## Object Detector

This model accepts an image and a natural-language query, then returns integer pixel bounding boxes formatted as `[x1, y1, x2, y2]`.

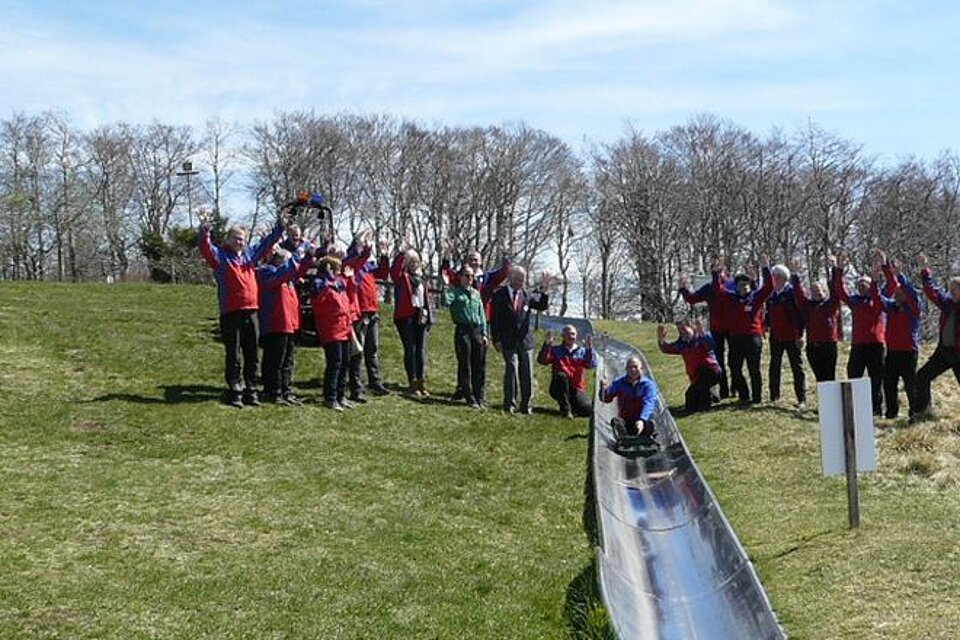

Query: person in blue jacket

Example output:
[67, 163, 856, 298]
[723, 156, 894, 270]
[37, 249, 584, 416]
[600, 356, 660, 443]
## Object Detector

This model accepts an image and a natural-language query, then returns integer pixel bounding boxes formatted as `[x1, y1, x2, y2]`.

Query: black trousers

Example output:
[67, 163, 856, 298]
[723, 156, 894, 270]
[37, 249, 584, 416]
[549, 372, 593, 417]
[261, 332, 296, 399]
[769, 339, 806, 403]
[848, 343, 884, 415]
[712, 330, 730, 398]
[915, 345, 960, 415]
[454, 324, 487, 403]
[806, 342, 838, 382]
[221, 310, 259, 393]
[323, 340, 350, 403]
[728, 334, 763, 403]
[395, 317, 429, 382]
[884, 349, 918, 419]
[348, 312, 383, 394]
[686, 365, 721, 413]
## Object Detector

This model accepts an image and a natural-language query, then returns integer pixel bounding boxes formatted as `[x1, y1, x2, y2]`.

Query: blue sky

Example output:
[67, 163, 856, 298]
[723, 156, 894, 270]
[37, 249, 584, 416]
[2, 0, 959, 163]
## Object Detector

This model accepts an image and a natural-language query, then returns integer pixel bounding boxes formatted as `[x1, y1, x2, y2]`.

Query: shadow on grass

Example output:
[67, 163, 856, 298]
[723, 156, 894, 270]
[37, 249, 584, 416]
[564, 417, 615, 639]
[90, 384, 224, 405]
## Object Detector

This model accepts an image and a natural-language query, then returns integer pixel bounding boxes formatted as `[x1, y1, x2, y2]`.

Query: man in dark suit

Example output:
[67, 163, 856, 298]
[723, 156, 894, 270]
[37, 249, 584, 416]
[490, 266, 549, 414]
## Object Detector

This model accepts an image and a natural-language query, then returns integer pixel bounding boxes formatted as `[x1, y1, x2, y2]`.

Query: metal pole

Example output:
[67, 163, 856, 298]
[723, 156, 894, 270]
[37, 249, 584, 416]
[176, 161, 200, 228]
[841, 381, 860, 528]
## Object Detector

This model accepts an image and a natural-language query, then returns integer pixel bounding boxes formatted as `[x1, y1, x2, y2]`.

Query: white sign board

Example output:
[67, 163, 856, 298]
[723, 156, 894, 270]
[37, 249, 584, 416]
[818, 378, 877, 476]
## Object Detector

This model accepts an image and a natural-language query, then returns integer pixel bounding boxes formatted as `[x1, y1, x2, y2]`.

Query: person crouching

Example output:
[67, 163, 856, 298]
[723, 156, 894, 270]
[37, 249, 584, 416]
[657, 319, 723, 413]
[537, 325, 597, 418]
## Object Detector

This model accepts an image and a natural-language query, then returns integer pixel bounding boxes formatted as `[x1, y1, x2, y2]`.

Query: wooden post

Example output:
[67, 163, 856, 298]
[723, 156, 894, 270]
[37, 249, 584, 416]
[841, 381, 860, 528]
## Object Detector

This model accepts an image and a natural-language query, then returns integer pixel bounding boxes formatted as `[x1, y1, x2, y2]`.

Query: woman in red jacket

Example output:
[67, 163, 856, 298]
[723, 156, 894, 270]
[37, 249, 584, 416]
[311, 255, 354, 411]
[792, 273, 841, 382]
[382, 241, 434, 397]
[831, 253, 886, 416]
[257, 247, 312, 405]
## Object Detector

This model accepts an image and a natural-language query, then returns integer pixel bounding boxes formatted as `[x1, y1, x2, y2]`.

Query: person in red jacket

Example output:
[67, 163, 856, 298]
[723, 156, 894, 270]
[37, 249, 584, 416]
[537, 326, 597, 418]
[712, 258, 773, 405]
[765, 264, 806, 407]
[383, 240, 435, 397]
[914, 254, 960, 421]
[343, 231, 391, 399]
[791, 273, 840, 382]
[257, 247, 312, 405]
[310, 255, 354, 411]
[199, 209, 286, 408]
[831, 253, 886, 416]
[657, 319, 723, 413]
[878, 253, 921, 420]
[679, 269, 732, 398]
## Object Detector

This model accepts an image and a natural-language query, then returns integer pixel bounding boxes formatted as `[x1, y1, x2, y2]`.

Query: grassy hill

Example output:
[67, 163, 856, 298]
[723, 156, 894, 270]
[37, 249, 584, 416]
[4, 281, 960, 639]
[0, 282, 600, 639]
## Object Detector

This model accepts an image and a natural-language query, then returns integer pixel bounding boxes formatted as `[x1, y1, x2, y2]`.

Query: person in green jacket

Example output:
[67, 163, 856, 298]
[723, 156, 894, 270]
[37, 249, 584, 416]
[445, 266, 489, 409]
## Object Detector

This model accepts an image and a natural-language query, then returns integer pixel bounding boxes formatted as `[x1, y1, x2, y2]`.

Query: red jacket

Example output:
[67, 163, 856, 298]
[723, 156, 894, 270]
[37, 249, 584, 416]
[659, 335, 722, 384]
[766, 284, 803, 341]
[680, 278, 732, 334]
[881, 266, 921, 352]
[537, 343, 597, 391]
[831, 267, 885, 345]
[791, 276, 839, 343]
[343, 244, 389, 314]
[199, 222, 283, 314]
[713, 268, 773, 337]
[389, 253, 434, 322]
[310, 276, 352, 345]
[257, 256, 311, 335]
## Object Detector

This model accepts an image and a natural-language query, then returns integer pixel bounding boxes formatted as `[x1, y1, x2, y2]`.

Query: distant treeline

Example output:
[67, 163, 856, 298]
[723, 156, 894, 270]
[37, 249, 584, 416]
[2, 110, 957, 320]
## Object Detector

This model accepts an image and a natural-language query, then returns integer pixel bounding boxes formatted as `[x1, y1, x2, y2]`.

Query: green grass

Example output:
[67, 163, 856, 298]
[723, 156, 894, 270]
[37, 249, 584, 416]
[597, 320, 960, 640]
[10, 283, 958, 639]
[0, 282, 601, 639]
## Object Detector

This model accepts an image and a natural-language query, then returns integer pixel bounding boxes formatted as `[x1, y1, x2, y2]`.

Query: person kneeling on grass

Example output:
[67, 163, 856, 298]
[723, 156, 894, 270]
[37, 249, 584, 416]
[599, 356, 659, 443]
[657, 319, 723, 414]
[537, 325, 597, 419]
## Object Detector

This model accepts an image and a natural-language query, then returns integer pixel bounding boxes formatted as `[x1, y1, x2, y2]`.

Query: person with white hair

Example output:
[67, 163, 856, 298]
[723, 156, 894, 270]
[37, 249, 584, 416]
[198, 210, 287, 408]
[490, 266, 550, 415]
[765, 263, 807, 407]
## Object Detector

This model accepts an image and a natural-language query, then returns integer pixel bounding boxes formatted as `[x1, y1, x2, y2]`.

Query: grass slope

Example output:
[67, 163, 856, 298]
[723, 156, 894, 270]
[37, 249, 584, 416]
[597, 320, 960, 640]
[0, 282, 600, 639]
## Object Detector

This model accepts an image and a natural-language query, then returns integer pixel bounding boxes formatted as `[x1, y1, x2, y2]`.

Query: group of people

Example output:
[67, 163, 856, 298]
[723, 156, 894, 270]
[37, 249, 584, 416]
[197, 204, 960, 430]
[665, 252, 960, 423]
[199, 207, 603, 417]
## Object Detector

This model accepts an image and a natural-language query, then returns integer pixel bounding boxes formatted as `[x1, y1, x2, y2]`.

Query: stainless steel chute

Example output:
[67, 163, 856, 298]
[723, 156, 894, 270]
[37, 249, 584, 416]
[539, 316, 785, 639]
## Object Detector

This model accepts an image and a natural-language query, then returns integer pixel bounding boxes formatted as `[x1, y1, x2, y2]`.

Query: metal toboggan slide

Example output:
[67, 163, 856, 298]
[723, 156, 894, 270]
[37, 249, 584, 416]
[542, 316, 785, 639]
